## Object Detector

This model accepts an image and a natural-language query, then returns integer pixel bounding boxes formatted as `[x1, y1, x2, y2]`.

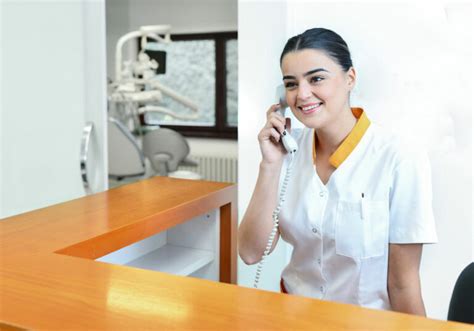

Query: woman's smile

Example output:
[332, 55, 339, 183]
[299, 102, 324, 115]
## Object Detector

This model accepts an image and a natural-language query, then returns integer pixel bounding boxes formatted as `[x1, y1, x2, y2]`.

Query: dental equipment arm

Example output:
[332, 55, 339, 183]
[115, 25, 171, 81]
[137, 79, 200, 120]
[139, 105, 199, 121]
[112, 25, 200, 123]
[148, 80, 199, 112]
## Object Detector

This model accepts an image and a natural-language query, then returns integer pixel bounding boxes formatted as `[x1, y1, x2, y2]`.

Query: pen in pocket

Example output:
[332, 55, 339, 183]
[360, 193, 367, 220]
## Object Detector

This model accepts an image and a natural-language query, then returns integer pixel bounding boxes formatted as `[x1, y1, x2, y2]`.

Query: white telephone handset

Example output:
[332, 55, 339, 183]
[276, 84, 298, 154]
[253, 85, 298, 288]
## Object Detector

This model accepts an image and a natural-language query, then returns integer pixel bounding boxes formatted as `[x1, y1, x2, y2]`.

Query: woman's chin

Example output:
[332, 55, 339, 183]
[298, 115, 325, 130]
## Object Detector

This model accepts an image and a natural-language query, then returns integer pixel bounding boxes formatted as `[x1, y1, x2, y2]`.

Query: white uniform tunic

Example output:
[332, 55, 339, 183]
[278, 108, 438, 310]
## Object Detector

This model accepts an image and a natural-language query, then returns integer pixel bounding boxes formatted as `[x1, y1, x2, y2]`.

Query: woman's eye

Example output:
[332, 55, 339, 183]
[310, 76, 324, 83]
[284, 82, 296, 89]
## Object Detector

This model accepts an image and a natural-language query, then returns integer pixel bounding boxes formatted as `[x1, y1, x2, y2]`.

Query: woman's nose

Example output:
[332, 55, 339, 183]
[296, 81, 312, 101]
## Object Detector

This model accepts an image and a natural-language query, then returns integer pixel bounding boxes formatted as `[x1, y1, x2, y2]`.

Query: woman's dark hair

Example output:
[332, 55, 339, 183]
[280, 28, 353, 71]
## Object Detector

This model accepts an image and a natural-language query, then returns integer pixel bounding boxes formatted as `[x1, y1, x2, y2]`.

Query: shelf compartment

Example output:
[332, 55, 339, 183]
[125, 244, 215, 276]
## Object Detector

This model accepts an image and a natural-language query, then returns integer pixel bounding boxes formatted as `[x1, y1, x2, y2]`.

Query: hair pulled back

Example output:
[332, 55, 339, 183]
[280, 28, 353, 72]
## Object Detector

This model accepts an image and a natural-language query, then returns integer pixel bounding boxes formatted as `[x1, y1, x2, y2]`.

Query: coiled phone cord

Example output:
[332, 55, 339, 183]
[253, 155, 294, 288]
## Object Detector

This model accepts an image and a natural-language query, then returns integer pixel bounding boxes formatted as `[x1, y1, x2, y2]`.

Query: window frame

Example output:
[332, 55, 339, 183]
[139, 31, 238, 140]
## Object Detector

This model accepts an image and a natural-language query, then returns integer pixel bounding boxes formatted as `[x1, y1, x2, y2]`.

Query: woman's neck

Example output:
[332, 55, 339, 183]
[315, 106, 357, 155]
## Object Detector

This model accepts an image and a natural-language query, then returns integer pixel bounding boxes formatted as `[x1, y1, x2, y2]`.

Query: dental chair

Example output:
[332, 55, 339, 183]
[108, 117, 200, 186]
[108, 117, 148, 183]
[142, 127, 201, 180]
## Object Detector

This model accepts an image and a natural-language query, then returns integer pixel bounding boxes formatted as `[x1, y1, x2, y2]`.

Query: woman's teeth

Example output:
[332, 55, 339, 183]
[301, 103, 322, 114]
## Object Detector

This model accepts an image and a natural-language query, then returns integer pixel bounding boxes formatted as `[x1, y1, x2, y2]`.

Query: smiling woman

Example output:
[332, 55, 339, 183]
[280, 28, 355, 134]
[281, 49, 356, 133]
[238, 27, 438, 316]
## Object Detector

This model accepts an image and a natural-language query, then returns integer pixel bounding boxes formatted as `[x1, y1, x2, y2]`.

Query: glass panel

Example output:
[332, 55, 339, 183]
[226, 39, 238, 127]
[145, 40, 215, 126]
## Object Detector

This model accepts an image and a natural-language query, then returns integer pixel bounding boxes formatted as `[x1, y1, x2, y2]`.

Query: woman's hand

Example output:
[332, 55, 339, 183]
[258, 104, 292, 166]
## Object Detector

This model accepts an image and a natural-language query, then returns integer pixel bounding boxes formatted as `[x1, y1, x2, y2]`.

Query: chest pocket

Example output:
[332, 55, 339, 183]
[335, 200, 389, 259]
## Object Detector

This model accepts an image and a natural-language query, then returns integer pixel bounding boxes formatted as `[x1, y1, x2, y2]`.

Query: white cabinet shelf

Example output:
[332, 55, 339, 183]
[125, 244, 214, 276]
[97, 209, 220, 281]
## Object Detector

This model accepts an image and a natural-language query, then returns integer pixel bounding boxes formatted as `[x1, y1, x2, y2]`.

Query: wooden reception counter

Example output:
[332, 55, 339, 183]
[0, 177, 470, 330]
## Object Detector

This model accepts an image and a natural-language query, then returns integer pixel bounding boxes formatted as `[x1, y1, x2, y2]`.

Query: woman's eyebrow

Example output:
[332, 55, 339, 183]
[304, 68, 329, 76]
[282, 68, 329, 80]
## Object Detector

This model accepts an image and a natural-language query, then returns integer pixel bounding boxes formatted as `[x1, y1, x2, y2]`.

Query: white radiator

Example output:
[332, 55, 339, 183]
[178, 155, 238, 183]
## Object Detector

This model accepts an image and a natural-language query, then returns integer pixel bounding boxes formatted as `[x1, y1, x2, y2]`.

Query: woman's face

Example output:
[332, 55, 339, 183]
[281, 49, 355, 130]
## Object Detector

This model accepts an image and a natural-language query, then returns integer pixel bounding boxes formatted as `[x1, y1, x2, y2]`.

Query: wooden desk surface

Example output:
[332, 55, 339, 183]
[0, 177, 470, 330]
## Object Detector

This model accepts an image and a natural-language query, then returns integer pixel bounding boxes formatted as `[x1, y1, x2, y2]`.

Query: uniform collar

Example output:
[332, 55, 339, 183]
[312, 107, 371, 168]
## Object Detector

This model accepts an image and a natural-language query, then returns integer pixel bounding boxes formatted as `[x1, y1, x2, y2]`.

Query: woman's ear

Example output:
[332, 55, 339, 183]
[346, 67, 356, 91]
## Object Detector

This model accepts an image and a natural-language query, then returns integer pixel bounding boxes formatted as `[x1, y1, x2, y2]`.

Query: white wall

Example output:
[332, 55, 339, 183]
[129, 0, 237, 33]
[106, 0, 131, 81]
[1, 0, 107, 218]
[238, 0, 472, 320]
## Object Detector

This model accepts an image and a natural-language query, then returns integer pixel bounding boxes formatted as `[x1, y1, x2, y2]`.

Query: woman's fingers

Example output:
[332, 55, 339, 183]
[258, 127, 282, 143]
[259, 103, 288, 144]
[266, 104, 286, 121]
[266, 103, 281, 116]
[258, 104, 289, 163]
[266, 116, 285, 134]
[269, 127, 281, 143]
[266, 107, 285, 120]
